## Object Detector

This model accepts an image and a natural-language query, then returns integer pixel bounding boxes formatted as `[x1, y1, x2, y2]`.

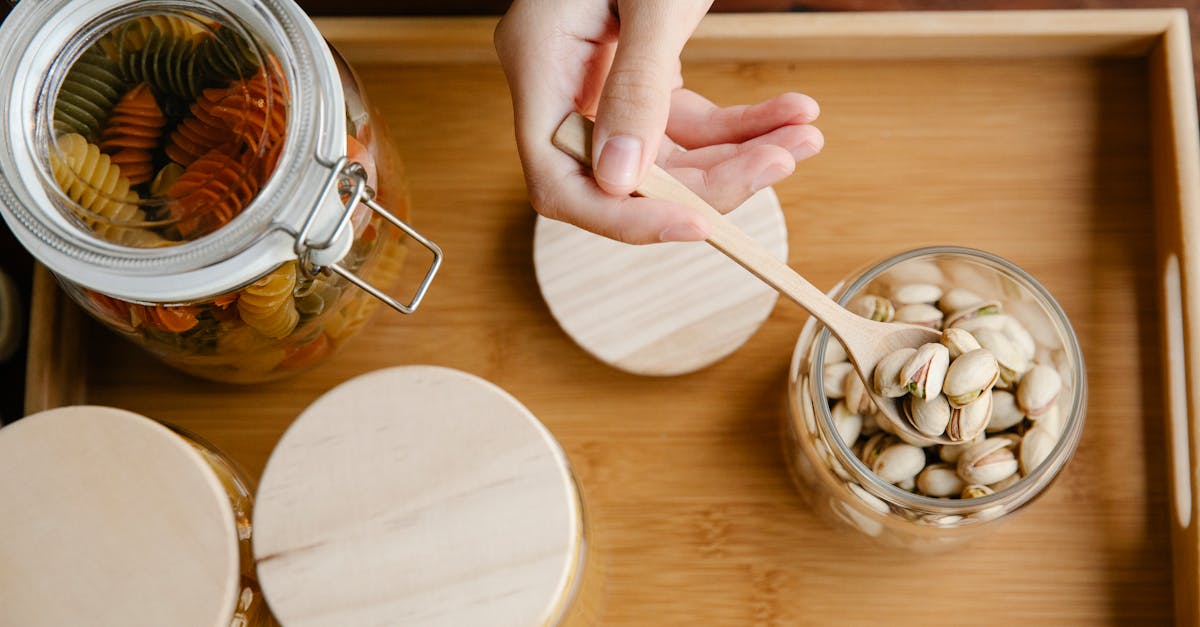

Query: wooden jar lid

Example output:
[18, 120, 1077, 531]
[534, 187, 788, 376]
[254, 366, 583, 627]
[0, 406, 239, 627]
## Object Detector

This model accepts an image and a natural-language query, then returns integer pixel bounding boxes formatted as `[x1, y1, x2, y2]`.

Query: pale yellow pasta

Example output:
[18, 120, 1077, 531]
[237, 262, 299, 339]
[96, 15, 206, 59]
[51, 133, 168, 248]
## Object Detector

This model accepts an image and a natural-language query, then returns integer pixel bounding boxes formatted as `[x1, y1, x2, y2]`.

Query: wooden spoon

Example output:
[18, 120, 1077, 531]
[553, 112, 948, 445]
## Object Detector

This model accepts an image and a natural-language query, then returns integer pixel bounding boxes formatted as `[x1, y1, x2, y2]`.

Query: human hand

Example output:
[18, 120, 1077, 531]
[495, 0, 822, 244]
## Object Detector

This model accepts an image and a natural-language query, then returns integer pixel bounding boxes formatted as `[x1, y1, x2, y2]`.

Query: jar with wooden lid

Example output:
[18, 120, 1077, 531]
[0, 0, 442, 383]
[0, 406, 275, 626]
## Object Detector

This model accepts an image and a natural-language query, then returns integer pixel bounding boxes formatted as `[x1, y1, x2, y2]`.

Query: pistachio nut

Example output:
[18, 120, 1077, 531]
[897, 476, 916, 491]
[943, 349, 1000, 407]
[823, 361, 855, 400]
[947, 390, 992, 442]
[872, 443, 927, 484]
[885, 260, 945, 286]
[973, 328, 1030, 386]
[989, 473, 1022, 491]
[938, 434, 984, 463]
[900, 343, 950, 399]
[847, 482, 889, 515]
[844, 371, 877, 415]
[1019, 424, 1057, 475]
[944, 301, 1002, 329]
[940, 327, 982, 360]
[961, 484, 995, 499]
[957, 436, 1019, 486]
[873, 347, 917, 398]
[1000, 315, 1037, 361]
[1017, 364, 1062, 417]
[904, 394, 951, 438]
[986, 390, 1025, 433]
[859, 432, 895, 469]
[850, 295, 896, 322]
[892, 283, 943, 306]
[938, 288, 984, 314]
[832, 402, 864, 446]
[824, 338, 849, 365]
[894, 303, 944, 329]
[916, 463, 966, 497]
[860, 412, 882, 436]
[1033, 402, 1064, 437]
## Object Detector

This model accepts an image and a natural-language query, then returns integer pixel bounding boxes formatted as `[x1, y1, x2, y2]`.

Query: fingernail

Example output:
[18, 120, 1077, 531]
[659, 222, 709, 242]
[595, 135, 643, 190]
[752, 165, 792, 192]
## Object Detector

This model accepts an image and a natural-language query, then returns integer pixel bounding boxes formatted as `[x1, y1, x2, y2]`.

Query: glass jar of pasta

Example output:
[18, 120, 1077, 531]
[0, 0, 441, 383]
[0, 406, 275, 626]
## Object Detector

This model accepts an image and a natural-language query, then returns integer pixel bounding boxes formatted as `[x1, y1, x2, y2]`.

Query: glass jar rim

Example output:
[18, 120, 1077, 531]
[807, 245, 1088, 514]
[0, 0, 353, 303]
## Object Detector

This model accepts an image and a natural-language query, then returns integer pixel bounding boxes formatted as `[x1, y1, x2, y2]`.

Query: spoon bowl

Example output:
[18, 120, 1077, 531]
[553, 112, 949, 444]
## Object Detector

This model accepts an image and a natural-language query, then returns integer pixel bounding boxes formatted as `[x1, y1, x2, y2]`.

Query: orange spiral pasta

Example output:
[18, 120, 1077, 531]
[237, 262, 300, 339]
[51, 133, 168, 248]
[166, 149, 259, 238]
[165, 68, 287, 173]
[99, 83, 165, 185]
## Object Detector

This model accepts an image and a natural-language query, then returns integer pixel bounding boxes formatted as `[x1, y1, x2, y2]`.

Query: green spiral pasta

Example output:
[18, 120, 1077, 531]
[197, 27, 261, 83]
[120, 30, 208, 101]
[53, 49, 126, 140]
[50, 133, 168, 248]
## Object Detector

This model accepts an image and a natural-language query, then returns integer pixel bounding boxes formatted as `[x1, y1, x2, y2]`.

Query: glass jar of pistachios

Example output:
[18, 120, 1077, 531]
[0, 0, 441, 383]
[785, 247, 1086, 551]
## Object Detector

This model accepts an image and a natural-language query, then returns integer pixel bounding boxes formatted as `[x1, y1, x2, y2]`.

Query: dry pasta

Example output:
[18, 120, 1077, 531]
[51, 133, 168, 247]
[97, 14, 206, 59]
[99, 83, 165, 185]
[53, 49, 125, 140]
[166, 148, 259, 238]
[120, 30, 207, 101]
[237, 262, 300, 339]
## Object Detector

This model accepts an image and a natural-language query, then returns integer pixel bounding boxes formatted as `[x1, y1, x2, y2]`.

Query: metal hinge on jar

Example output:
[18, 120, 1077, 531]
[294, 157, 443, 314]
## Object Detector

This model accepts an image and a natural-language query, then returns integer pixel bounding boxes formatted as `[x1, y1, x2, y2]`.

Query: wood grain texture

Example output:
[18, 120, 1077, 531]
[23, 265, 84, 416]
[253, 366, 584, 627]
[534, 187, 786, 376]
[28, 13, 1189, 625]
[0, 407, 239, 626]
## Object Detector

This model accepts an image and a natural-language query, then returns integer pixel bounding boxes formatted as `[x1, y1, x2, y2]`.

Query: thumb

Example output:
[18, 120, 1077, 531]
[592, 1, 710, 196]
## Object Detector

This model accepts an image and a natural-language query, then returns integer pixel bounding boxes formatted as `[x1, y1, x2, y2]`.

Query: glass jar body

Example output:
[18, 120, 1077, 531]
[46, 27, 408, 383]
[784, 248, 1086, 551]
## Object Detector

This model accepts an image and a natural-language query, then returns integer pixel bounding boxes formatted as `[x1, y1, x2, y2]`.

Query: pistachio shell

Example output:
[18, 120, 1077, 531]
[892, 283, 943, 305]
[858, 433, 894, 469]
[1000, 316, 1037, 361]
[916, 463, 966, 497]
[986, 390, 1024, 433]
[1019, 424, 1057, 474]
[905, 394, 951, 438]
[938, 288, 984, 314]
[957, 436, 1019, 485]
[1034, 402, 1064, 437]
[823, 362, 855, 400]
[860, 412, 882, 436]
[973, 328, 1030, 386]
[844, 371, 876, 415]
[900, 343, 950, 399]
[945, 301, 1003, 329]
[989, 473, 1022, 491]
[824, 338, 849, 365]
[873, 347, 917, 398]
[943, 349, 1000, 407]
[940, 327, 982, 360]
[947, 390, 992, 442]
[847, 482, 889, 515]
[850, 295, 895, 322]
[884, 261, 944, 286]
[961, 484, 995, 499]
[1017, 364, 1062, 416]
[831, 402, 864, 446]
[894, 303, 944, 329]
[897, 476, 916, 491]
[872, 443, 926, 484]
[938, 434, 984, 463]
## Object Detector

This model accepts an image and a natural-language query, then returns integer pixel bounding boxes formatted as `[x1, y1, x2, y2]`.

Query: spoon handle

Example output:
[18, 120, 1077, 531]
[553, 112, 857, 340]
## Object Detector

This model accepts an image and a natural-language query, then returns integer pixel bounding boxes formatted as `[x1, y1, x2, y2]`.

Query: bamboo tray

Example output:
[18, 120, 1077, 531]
[25, 11, 1200, 626]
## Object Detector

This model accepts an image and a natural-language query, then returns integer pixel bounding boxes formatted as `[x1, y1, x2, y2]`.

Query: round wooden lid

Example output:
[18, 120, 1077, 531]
[254, 366, 582, 627]
[0, 406, 239, 627]
[534, 187, 788, 376]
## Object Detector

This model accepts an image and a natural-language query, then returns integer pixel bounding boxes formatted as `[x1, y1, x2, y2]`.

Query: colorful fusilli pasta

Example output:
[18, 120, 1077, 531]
[51, 133, 168, 248]
[237, 262, 300, 339]
[197, 26, 261, 82]
[119, 30, 207, 101]
[53, 49, 126, 140]
[165, 69, 287, 170]
[166, 148, 259, 238]
[98, 83, 165, 185]
[97, 14, 206, 60]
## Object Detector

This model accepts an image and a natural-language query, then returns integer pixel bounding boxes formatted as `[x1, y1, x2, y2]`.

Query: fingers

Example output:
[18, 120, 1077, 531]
[535, 168, 709, 244]
[667, 89, 820, 149]
[667, 144, 795, 213]
[591, 1, 711, 196]
[661, 123, 825, 170]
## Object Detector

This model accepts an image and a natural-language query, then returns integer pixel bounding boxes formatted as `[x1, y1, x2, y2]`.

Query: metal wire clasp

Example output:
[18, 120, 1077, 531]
[294, 157, 443, 314]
